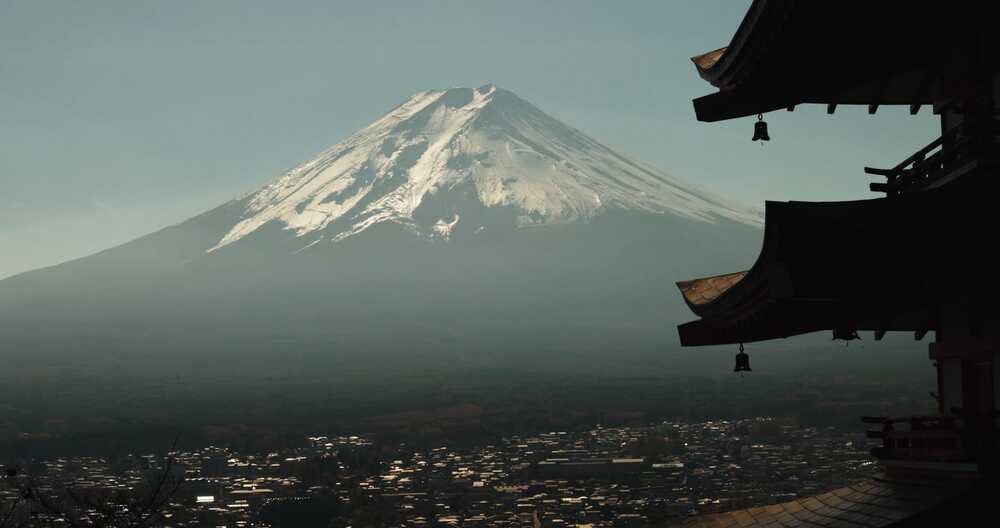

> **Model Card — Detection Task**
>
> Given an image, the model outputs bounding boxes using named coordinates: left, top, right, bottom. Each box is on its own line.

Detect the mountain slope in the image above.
left=0, top=86, right=762, bottom=381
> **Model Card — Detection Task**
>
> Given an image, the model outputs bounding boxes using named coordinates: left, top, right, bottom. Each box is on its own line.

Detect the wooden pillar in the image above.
left=931, top=341, right=997, bottom=408
left=995, top=349, right=1000, bottom=413
left=929, top=290, right=1000, bottom=461
left=930, top=338, right=998, bottom=459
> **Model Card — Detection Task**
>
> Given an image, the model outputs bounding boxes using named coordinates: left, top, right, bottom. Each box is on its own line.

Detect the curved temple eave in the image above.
left=688, top=0, right=779, bottom=86
left=676, top=270, right=749, bottom=309
left=690, top=47, right=728, bottom=74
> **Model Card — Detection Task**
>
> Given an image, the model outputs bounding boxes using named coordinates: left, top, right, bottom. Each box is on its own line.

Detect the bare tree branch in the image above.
left=11, top=433, right=184, bottom=528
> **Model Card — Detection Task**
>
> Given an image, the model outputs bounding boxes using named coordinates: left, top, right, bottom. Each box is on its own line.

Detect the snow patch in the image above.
left=431, top=214, right=461, bottom=239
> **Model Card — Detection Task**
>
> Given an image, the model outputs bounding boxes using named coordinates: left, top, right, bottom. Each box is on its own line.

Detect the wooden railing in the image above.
left=862, top=415, right=966, bottom=462
left=863, top=412, right=1000, bottom=463
left=865, top=120, right=999, bottom=196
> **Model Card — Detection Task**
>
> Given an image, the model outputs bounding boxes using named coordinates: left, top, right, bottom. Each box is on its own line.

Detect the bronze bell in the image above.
left=734, top=343, right=752, bottom=373
left=752, top=114, right=770, bottom=142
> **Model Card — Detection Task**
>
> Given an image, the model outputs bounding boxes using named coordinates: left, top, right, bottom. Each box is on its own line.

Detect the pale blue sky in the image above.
left=0, top=1, right=937, bottom=278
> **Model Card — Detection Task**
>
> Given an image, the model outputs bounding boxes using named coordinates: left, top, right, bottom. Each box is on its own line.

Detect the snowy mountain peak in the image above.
left=210, top=86, right=760, bottom=252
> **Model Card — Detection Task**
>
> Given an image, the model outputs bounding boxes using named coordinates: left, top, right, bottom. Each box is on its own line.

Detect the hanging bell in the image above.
left=734, top=343, right=752, bottom=373
left=752, top=114, right=770, bottom=142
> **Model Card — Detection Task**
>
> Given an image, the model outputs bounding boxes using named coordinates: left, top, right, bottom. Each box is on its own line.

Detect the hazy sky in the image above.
left=1, top=1, right=937, bottom=279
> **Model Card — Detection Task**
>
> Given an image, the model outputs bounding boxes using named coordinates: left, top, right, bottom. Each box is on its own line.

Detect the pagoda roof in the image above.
left=674, top=176, right=1000, bottom=346
left=690, top=0, right=998, bottom=121
left=678, top=475, right=976, bottom=527
left=678, top=271, right=747, bottom=307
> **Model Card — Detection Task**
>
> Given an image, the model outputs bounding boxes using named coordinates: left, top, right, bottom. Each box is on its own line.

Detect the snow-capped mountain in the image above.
left=0, top=85, right=763, bottom=379
left=212, top=84, right=758, bottom=252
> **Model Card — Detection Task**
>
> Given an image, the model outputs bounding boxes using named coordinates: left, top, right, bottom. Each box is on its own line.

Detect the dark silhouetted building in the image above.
left=675, top=0, right=1000, bottom=525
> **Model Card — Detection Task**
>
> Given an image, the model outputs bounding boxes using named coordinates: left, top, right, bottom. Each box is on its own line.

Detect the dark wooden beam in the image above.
left=864, top=167, right=896, bottom=176
left=867, top=73, right=892, bottom=116
left=692, top=91, right=791, bottom=122
left=826, top=103, right=837, bottom=114
left=933, top=100, right=957, bottom=115
left=910, top=68, right=936, bottom=113
left=874, top=329, right=887, bottom=340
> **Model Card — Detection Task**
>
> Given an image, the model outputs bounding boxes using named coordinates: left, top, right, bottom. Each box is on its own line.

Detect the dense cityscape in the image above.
left=2, top=418, right=876, bottom=527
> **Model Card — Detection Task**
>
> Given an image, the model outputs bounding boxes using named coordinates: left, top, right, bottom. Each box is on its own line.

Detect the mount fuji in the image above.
left=210, top=84, right=758, bottom=251
left=0, top=86, right=761, bottom=380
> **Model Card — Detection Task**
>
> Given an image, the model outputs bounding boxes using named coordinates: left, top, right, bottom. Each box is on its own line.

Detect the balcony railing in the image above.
left=865, top=120, right=1000, bottom=196
left=862, top=415, right=965, bottom=462
left=862, top=413, right=1000, bottom=463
